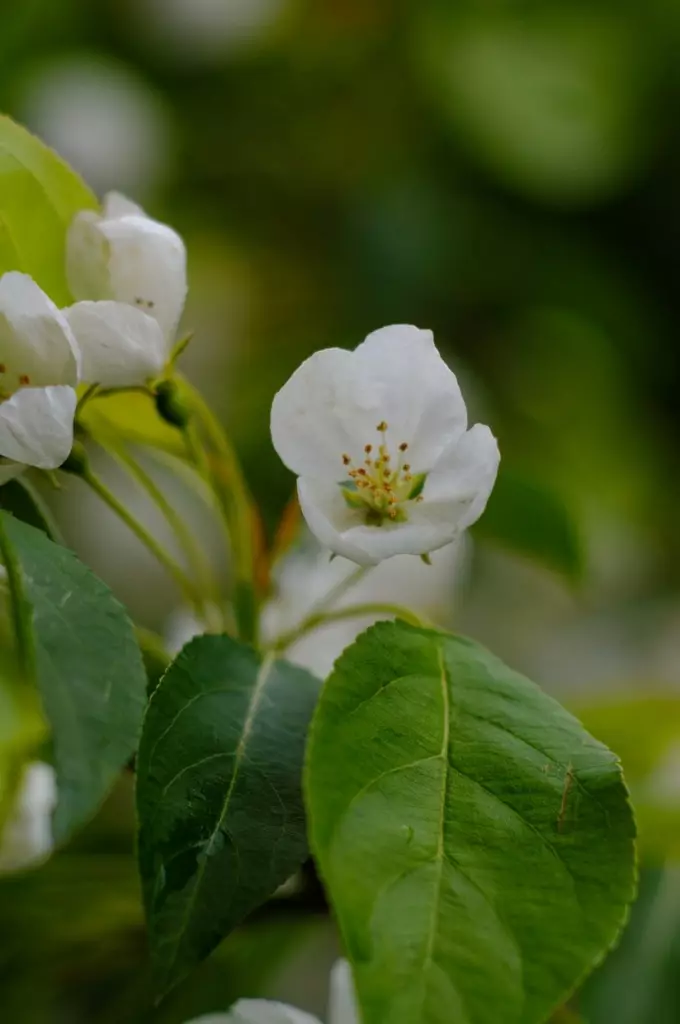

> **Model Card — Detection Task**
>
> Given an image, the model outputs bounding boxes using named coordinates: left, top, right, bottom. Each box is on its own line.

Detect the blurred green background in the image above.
left=2, top=0, right=680, bottom=1020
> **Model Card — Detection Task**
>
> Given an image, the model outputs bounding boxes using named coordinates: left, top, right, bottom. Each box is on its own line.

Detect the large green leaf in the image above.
left=0, top=115, right=98, bottom=304
left=306, top=621, right=636, bottom=1024
left=0, top=513, right=146, bottom=842
left=136, top=634, right=321, bottom=996
left=473, top=468, right=583, bottom=581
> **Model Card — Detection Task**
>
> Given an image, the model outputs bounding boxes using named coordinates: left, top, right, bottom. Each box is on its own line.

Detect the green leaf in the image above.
left=0, top=115, right=98, bottom=304
left=136, top=634, right=321, bottom=997
left=306, top=621, right=636, bottom=1024
left=0, top=512, right=146, bottom=842
left=0, top=477, right=62, bottom=542
left=474, top=468, right=583, bottom=581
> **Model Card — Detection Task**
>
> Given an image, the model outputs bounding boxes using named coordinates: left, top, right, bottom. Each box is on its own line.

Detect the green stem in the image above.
left=101, top=438, right=221, bottom=610
left=313, top=564, right=368, bottom=614
left=181, top=378, right=258, bottom=644
left=0, top=514, right=36, bottom=681
left=80, top=468, right=205, bottom=616
left=270, top=601, right=428, bottom=654
left=75, top=382, right=100, bottom=416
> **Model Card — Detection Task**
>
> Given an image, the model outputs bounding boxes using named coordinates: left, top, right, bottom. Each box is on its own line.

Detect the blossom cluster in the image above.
left=0, top=192, right=186, bottom=483
left=1, top=191, right=498, bottom=564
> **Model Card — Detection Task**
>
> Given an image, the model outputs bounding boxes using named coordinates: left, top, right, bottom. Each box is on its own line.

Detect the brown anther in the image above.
left=358, top=467, right=367, bottom=475
left=18, top=374, right=30, bottom=386
left=415, top=495, right=424, bottom=503
left=364, top=444, right=372, bottom=454
left=399, top=442, right=409, bottom=452
left=403, top=464, right=411, bottom=472
left=404, top=473, right=412, bottom=482
left=0, top=363, right=6, bottom=373
left=342, top=454, right=351, bottom=465
left=376, top=420, right=388, bottom=432
left=135, top=297, right=144, bottom=306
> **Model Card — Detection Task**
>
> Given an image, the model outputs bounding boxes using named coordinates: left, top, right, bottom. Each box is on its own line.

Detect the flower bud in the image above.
left=155, top=379, right=192, bottom=429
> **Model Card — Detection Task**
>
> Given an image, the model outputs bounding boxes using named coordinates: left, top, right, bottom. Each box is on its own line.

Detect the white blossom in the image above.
left=0, top=762, right=57, bottom=873
left=65, top=191, right=186, bottom=387
left=261, top=534, right=466, bottom=678
left=0, top=271, right=80, bottom=481
left=166, top=533, right=466, bottom=680
left=183, top=959, right=358, bottom=1024
left=270, top=325, right=499, bottom=566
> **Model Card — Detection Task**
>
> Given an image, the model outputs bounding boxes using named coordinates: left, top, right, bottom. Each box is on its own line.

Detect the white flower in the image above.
left=270, top=325, right=499, bottom=566
left=0, top=272, right=80, bottom=482
left=0, top=762, right=57, bottom=873
left=262, top=534, right=466, bottom=678
left=64, top=191, right=187, bottom=387
left=183, top=959, right=359, bottom=1024
left=166, top=533, right=466, bottom=679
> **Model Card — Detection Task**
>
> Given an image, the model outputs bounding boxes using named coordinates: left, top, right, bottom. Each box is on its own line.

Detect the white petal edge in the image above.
left=352, top=324, right=468, bottom=468
left=0, top=762, right=56, bottom=874
left=0, top=386, right=77, bottom=469
left=328, top=960, right=360, bottom=1024
left=297, top=477, right=458, bottom=565
left=66, top=211, right=112, bottom=302
left=424, top=423, right=500, bottom=531
left=102, top=191, right=146, bottom=219
left=0, top=271, right=81, bottom=386
left=271, top=348, right=361, bottom=480
left=183, top=1001, right=322, bottom=1024
left=65, top=300, right=168, bottom=387
left=101, top=214, right=187, bottom=341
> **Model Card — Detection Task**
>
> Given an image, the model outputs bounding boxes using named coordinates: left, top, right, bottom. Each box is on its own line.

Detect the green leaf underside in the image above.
left=0, top=513, right=146, bottom=842
left=136, top=634, right=322, bottom=997
left=0, top=115, right=97, bottom=304
left=306, top=621, right=636, bottom=1024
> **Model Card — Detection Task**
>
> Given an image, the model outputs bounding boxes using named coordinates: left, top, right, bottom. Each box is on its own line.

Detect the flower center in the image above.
left=340, top=421, right=425, bottom=527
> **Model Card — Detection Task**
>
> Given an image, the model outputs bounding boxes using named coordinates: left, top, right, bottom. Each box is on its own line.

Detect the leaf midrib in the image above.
left=416, top=643, right=450, bottom=1021
left=165, top=651, right=277, bottom=977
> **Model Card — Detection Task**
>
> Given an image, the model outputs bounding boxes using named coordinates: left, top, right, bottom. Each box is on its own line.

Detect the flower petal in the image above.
left=0, top=762, right=56, bottom=874
left=328, top=960, right=360, bottom=1024
left=424, top=423, right=500, bottom=531
left=354, top=325, right=468, bottom=468
left=297, top=477, right=457, bottom=565
left=67, top=204, right=187, bottom=342
left=102, top=191, right=145, bottom=218
left=0, top=272, right=81, bottom=387
left=65, top=301, right=167, bottom=387
left=271, top=348, right=362, bottom=480
left=184, top=1000, right=322, bottom=1023
left=0, top=386, right=77, bottom=469
left=67, top=206, right=186, bottom=342
left=65, top=211, right=112, bottom=301
left=270, top=327, right=467, bottom=483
